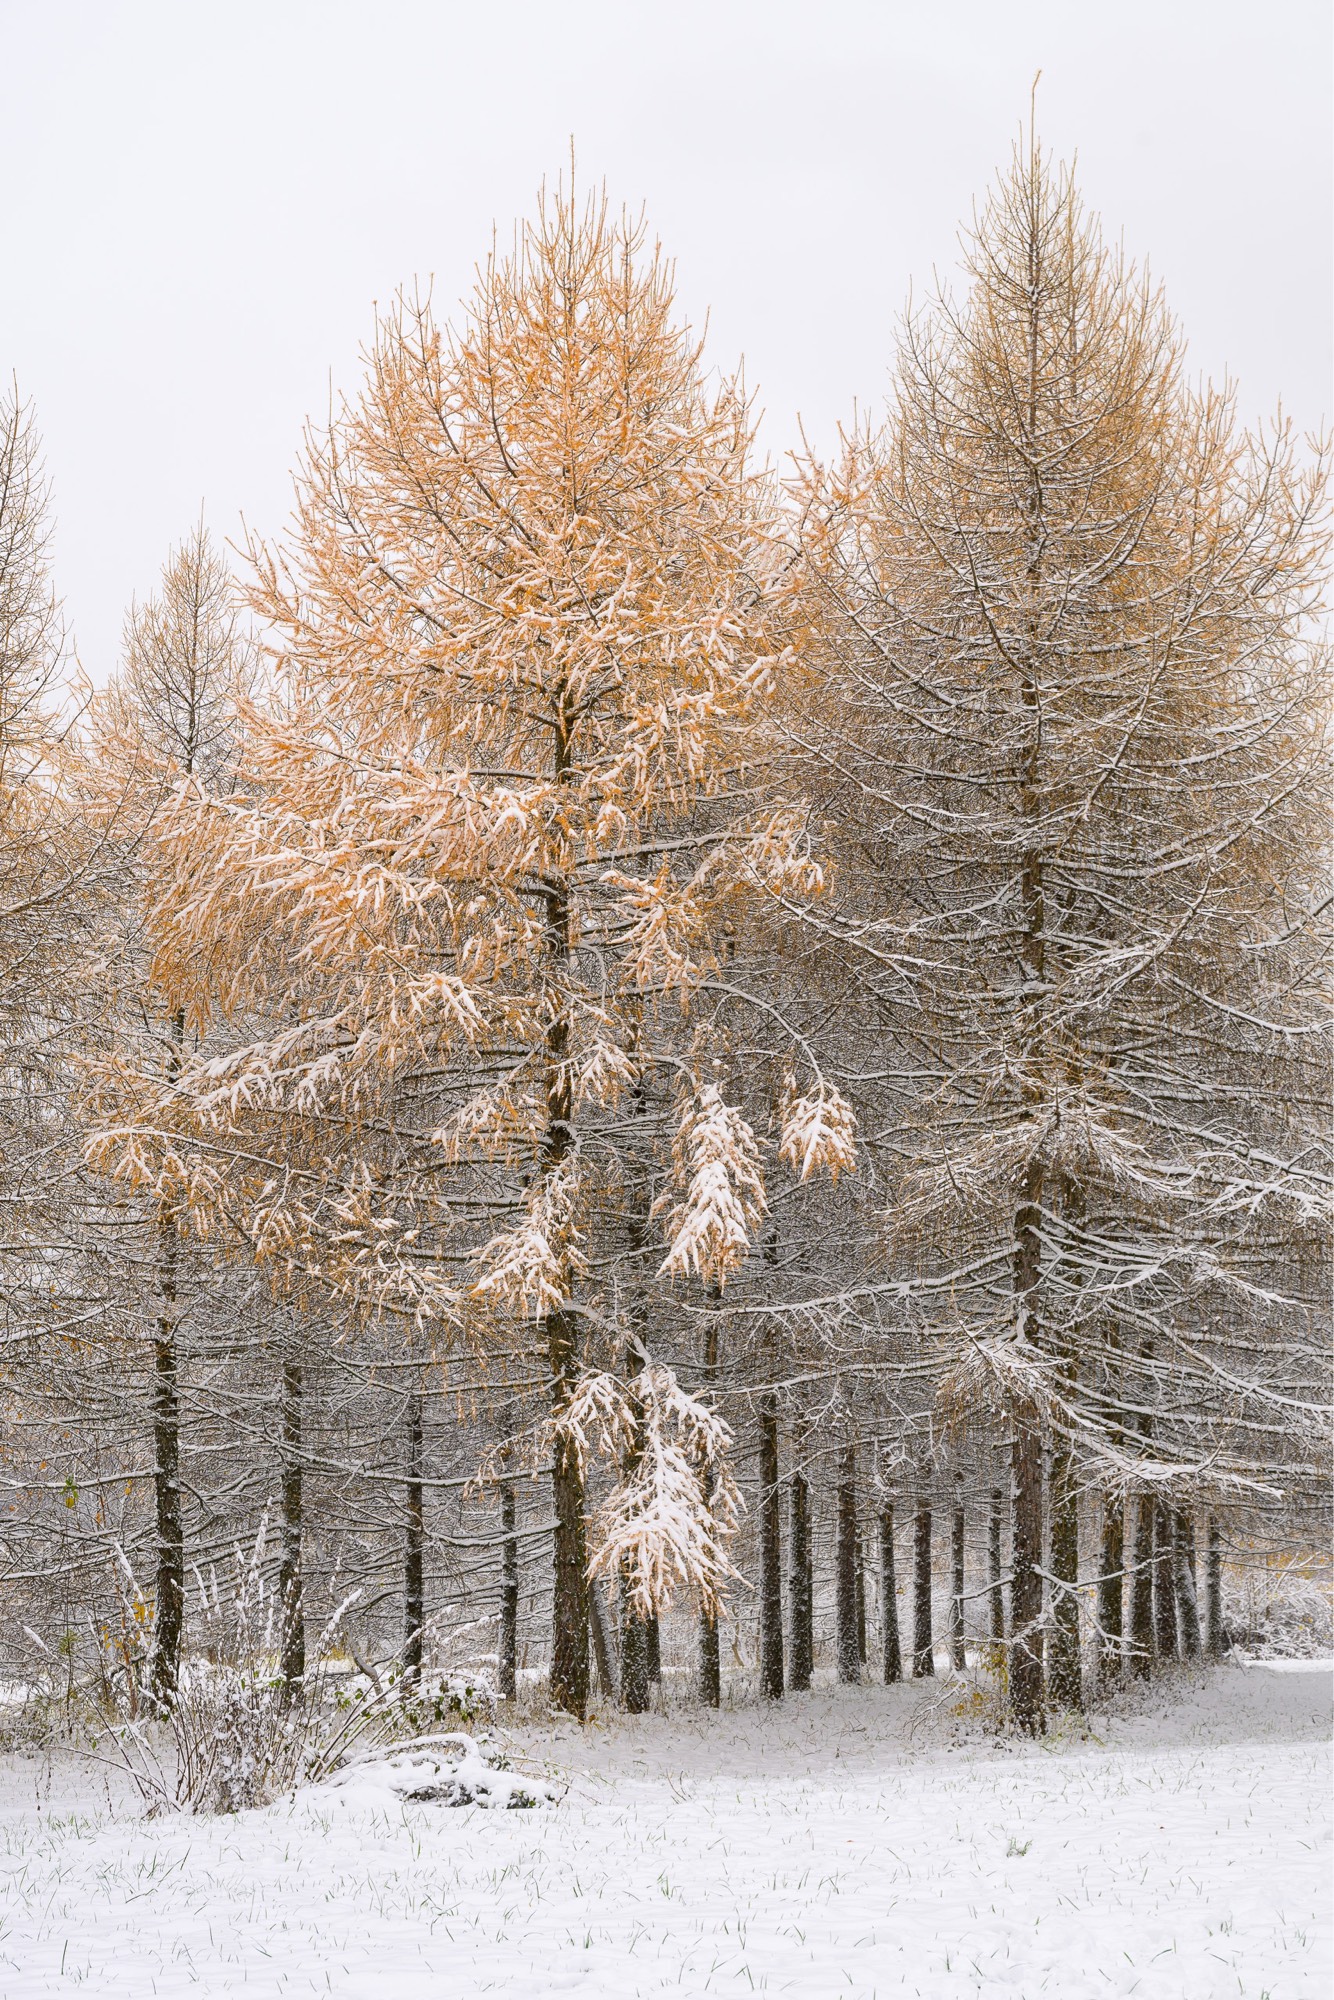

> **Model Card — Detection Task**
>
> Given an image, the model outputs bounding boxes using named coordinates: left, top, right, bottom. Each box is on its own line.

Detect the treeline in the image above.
left=1, top=139, right=1328, bottom=1737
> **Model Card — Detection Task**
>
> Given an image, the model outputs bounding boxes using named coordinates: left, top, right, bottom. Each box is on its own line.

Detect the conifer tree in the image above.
left=84, top=523, right=254, bottom=1696
left=794, top=133, right=1329, bottom=1732
left=94, top=183, right=844, bottom=1716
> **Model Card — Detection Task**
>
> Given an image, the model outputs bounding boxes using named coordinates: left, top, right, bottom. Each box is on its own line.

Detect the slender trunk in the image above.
left=619, top=1351, right=652, bottom=1713
left=1205, top=1516, right=1225, bottom=1658
left=835, top=1441, right=860, bottom=1684
left=988, top=1487, right=1005, bottom=1650
left=788, top=1469, right=813, bottom=1692
left=758, top=1392, right=784, bottom=1699
left=1048, top=1444, right=1082, bottom=1712
left=912, top=1503, right=934, bottom=1678
left=619, top=1574, right=650, bottom=1713
left=542, top=686, right=589, bottom=1721
left=949, top=1486, right=966, bottom=1670
left=1173, top=1510, right=1201, bottom=1658
left=698, top=1303, right=721, bottom=1708
left=549, top=1309, right=590, bottom=1717
left=498, top=1457, right=519, bottom=1701
left=855, top=1534, right=867, bottom=1667
left=645, top=1614, right=661, bottom=1684
left=1152, top=1499, right=1177, bottom=1662
left=589, top=1580, right=615, bottom=1701
left=698, top=1603, right=721, bottom=1709
left=879, top=1504, right=901, bottom=1683
left=404, top=1387, right=424, bottom=1687
left=1129, top=1492, right=1155, bottom=1678
left=150, top=1205, right=184, bottom=1705
left=1009, top=1404, right=1045, bottom=1731
left=278, top=1353, right=305, bottom=1691
left=1095, top=1495, right=1123, bottom=1693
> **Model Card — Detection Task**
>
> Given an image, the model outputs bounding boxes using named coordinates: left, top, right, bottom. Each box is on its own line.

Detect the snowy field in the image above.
left=0, top=1661, right=1327, bottom=1999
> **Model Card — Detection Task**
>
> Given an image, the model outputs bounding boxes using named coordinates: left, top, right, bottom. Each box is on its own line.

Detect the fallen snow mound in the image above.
left=322, top=1732, right=558, bottom=1809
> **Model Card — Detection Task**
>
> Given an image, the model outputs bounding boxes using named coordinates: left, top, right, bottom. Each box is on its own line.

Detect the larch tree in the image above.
left=83, top=522, right=254, bottom=1697
left=792, top=136, right=1329, bottom=1732
left=91, top=184, right=848, bottom=1717
left=0, top=389, right=125, bottom=1570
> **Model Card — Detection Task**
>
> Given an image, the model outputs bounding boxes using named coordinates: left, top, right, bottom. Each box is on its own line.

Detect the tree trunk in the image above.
left=949, top=1486, right=966, bottom=1670
left=1152, top=1499, right=1177, bottom=1662
left=618, top=1351, right=653, bottom=1712
left=1095, top=1495, right=1123, bottom=1693
left=498, top=1456, right=519, bottom=1701
left=855, top=1533, right=867, bottom=1667
left=788, top=1469, right=813, bottom=1693
left=698, top=1607, right=720, bottom=1709
left=646, top=1614, right=662, bottom=1684
left=879, top=1504, right=901, bottom=1683
left=540, top=726, right=589, bottom=1720
left=589, top=1580, right=616, bottom=1700
left=1173, top=1510, right=1201, bottom=1658
left=758, top=1391, right=784, bottom=1699
left=835, top=1441, right=860, bottom=1684
left=546, top=1286, right=589, bottom=1717
left=988, top=1487, right=1005, bottom=1650
left=1205, top=1515, right=1225, bottom=1658
left=1129, top=1492, right=1154, bottom=1679
left=912, top=1502, right=934, bottom=1678
left=404, top=1387, right=425, bottom=1687
left=619, top=1574, right=650, bottom=1713
left=698, top=1303, right=722, bottom=1708
left=150, top=1205, right=184, bottom=1706
left=278, top=1352, right=305, bottom=1692
left=1048, top=1444, right=1082, bottom=1712
left=1009, top=1407, right=1045, bottom=1731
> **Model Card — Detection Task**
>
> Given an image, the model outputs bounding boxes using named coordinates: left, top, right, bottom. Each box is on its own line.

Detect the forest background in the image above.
left=0, top=0, right=1328, bottom=1757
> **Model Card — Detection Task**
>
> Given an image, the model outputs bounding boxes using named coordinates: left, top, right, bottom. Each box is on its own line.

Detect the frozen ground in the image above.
left=0, top=1660, right=1327, bottom=1998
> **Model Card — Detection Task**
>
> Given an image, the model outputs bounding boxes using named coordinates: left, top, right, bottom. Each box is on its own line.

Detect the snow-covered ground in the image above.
left=0, top=1661, right=1327, bottom=1998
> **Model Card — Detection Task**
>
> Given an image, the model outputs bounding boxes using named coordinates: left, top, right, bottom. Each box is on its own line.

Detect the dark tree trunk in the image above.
left=539, top=726, right=588, bottom=1720
left=619, top=1576, right=650, bottom=1713
left=1205, top=1515, right=1225, bottom=1657
left=697, top=1304, right=722, bottom=1708
left=278, top=1353, right=305, bottom=1691
left=1129, top=1492, right=1155, bottom=1678
left=618, top=1354, right=653, bottom=1713
left=912, top=1503, right=934, bottom=1678
left=646, top=1614, right=662, bottom=1684
left=548, top=1299, right=590, bottom=1719
left=699, top=1609, right=721, bottom=1709
left=403, top=1387, right=425, bottom=1687
left=150, top=1205, right=184, bottom=1706
left=949, top=1488, right=966, bottom=1670
left=758, top=1391, right=784, bottom=1699
left=1095, top=1495, right=1124, bottom=1693
left=855, top=1535, right=867, bottom=1667
left=988, top=1487, right=1005, bottom=1650
left=879, top=1504, right=901, bottom=1683
left=1009, top=1410, right=1045, bottom=1731
left=1048, top=1444, right=1082, bottom=1712
left=1152, top=1499, right=1177, bottom=1662
left=835, top=1441, right=860, bottom=1684
left=788, top=1469, right=813, bottom=1692
left=1173, top=1510, right=1201, bottom=1658
left=498, top=1457, right=519, bottom=1701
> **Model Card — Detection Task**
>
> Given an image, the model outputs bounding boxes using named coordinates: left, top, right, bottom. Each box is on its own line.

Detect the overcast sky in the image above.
left=3, top=0, right=1329, bottom=682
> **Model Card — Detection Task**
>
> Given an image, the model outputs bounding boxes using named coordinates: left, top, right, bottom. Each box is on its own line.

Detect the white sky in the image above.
left=2, top=0, right=1329, bottom=682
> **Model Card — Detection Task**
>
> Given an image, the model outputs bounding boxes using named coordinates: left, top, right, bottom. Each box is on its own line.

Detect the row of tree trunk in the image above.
left=155, top=1373, right=1226, bottom=1718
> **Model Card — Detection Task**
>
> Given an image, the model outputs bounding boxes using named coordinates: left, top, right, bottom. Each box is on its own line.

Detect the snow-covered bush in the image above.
left=326, top=1732, right=557, bottom=1810
left=1224, top=1554, right=1333, bottom=1660
left=100, top=1521, right=389, bottom=1814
